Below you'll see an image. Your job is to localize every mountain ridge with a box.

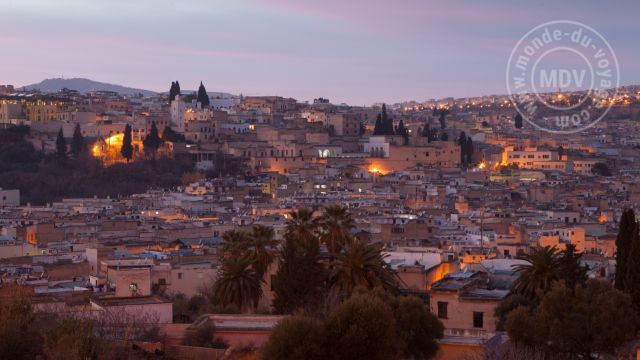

[22,78,157,96]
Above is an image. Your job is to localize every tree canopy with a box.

[120,124,133,162]
[197,81,210,108]
[505,280,638,359]
[70,123,84,158]
[55,128,66,158]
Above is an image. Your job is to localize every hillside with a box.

[22,78,157,97]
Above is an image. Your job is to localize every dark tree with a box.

[381,104,389,134]
[162,126,185,143]
[373,114,382,135]
[261,314,326,360]
[591,162,612,176]
[466,136,474,164]
[396,119,409,145]
[422,123,430,140]
[557,146,564,159]
[272,210,325,313]
[440,131,449,141]
[197,81,210,108]
[558,243,587,290]
[481,120,490,128]
[438,108,449,129]
[324,293,399,360]
[626,223,640,313]
[121,124,133,162]
[615,209,636,291]
[505,280,637,359]
[143,121,162,157]
[394,296,444,359]
[169,81,178,102]
[70,123,84,157]
[429,127,438,142]
[359,121,366,136]
[55,128,66,158]
[458,131,467,166]
[514,112,523,129]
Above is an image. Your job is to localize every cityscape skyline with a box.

[2,0,640,105]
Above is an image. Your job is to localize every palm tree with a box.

[249,225,278,281]
[319,205,355,254]
[214,255,262,311]
[329,239,395,298]
[221,229,250,258]
[512,246,561,300]
[285,209,319,247]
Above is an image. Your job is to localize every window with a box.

[473,312,484,328]
[159,278,166,285]
[437,301,448,319]
[177,272,183,280]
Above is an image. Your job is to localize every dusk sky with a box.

[2,0,639,105]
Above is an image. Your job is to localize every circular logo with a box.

[506,20,619,133]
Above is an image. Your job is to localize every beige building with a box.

[430,271,507,340]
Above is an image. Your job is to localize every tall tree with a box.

[197,81,210,108]
[169,80,181,102]
[319,205,354,254]
[466,136,474,165]
[626,223,640,313]
[120,124,133,162]
[615,209,636,290]
[214,255,262,311]
[272,209,325,313]
[284,209,319,247]
[421,123,429,137]
[329,240,395,298]
[558,243,587,290]
[143,121,161,157]
[169,81,177,101]
[514,112,523,129]
[70,123,84,158]
[373,114,382,135]
[457,131,467,167]
[396,120,409,145]
[221,229,251,258]
[512,246,561,300]
[381,104,391,135]
[55,128,66,158]
[438,108,449,129]
[248,225,278,281]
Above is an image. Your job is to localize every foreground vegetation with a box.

[0,287,161,360]
[495,210,640,360]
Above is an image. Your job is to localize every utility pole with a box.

[480,206,484,255]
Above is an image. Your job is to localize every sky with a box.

[1,0,639,105]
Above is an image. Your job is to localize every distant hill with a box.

[21,78,157,97]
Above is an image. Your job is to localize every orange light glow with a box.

[368,164,388,175]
